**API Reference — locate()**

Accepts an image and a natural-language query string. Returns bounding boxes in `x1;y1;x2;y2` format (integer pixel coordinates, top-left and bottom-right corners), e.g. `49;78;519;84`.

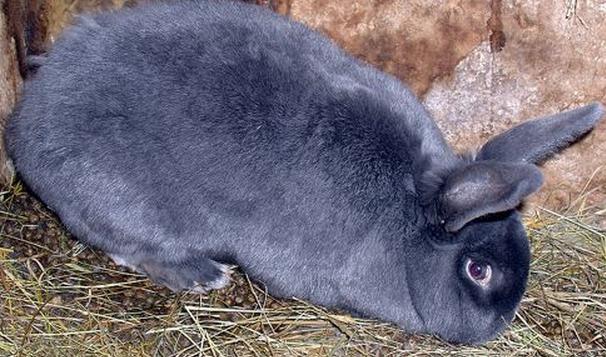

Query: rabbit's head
407;103;604;343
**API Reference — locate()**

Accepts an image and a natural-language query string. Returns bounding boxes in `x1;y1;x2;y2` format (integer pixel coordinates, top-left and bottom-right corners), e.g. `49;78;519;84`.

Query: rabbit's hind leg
110;252;233;293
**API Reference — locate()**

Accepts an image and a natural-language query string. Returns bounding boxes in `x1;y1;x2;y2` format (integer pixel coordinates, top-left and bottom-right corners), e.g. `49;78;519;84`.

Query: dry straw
1;178;605;356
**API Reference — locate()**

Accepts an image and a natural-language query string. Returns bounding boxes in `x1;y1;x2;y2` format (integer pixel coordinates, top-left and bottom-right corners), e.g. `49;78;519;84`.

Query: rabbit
5;0;604;344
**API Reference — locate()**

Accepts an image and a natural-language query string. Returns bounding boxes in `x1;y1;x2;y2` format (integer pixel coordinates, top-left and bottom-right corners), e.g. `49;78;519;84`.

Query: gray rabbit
5;0;604;344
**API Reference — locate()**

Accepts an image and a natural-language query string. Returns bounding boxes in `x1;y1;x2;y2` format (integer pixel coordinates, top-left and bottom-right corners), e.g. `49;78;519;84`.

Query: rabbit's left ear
477;103;604;164
439;161;543;232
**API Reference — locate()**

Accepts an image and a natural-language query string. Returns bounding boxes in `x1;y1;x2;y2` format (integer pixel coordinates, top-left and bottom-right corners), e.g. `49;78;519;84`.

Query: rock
289;0;489;96
423;1;606;213
0;6;22;181
1;0;604;219
288;0;606;218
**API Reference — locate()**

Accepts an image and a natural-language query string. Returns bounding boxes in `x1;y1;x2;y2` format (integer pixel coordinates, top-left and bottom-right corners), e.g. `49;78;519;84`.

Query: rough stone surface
0;8;21;181
289;0;606;221
422;1;606;214
1;0;604;220
289;0;490;96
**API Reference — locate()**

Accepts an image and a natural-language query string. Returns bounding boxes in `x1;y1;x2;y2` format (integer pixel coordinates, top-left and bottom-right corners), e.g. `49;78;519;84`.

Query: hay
1;178;605;356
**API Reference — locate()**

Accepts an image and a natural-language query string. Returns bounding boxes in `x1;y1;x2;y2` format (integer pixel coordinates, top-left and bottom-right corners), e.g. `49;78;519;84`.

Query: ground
0;178;604;356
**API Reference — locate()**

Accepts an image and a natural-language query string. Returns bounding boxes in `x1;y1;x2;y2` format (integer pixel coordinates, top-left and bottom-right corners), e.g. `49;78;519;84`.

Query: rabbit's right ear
436;161;543;232
477;103;604;164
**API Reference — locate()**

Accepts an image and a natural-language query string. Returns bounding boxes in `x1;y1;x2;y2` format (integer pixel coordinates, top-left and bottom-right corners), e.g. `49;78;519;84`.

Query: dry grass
0;178;605;356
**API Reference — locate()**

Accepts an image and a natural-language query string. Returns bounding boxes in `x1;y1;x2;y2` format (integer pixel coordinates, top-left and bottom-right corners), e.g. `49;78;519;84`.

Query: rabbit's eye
465;259;492;287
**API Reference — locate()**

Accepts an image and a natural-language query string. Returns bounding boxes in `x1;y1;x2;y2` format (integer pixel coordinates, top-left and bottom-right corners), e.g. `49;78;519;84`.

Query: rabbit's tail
25;55;47;73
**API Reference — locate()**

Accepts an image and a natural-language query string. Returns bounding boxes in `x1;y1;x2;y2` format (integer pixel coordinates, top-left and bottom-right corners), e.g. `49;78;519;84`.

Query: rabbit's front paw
130;255;233;293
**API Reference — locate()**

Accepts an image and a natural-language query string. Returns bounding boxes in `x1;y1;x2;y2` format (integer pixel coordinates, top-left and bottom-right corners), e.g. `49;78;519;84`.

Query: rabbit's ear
440;161;543;232
477;103;604;164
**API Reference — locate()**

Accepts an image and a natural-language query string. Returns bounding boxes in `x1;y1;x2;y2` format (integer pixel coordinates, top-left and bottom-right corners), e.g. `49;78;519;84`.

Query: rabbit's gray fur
5;0;604;343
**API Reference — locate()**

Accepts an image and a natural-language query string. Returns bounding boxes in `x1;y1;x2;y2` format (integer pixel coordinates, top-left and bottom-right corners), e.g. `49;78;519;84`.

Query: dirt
0;179;277;316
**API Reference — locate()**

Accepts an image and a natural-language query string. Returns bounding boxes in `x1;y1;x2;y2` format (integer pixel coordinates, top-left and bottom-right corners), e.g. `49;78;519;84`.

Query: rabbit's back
5;1;445;297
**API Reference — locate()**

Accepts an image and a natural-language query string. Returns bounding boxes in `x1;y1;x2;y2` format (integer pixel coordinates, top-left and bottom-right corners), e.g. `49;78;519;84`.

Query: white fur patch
190;264;235;294
108;254;138;270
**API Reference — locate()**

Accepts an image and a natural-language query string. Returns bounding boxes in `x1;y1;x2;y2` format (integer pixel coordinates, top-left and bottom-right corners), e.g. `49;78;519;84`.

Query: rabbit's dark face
453;211;530;341
407;211;530;343
406;102;606;342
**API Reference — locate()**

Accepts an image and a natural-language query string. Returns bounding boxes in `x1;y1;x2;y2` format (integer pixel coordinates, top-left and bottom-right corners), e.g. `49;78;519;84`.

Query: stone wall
287;0;606;217
1;0;604;220
0;1;22;182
